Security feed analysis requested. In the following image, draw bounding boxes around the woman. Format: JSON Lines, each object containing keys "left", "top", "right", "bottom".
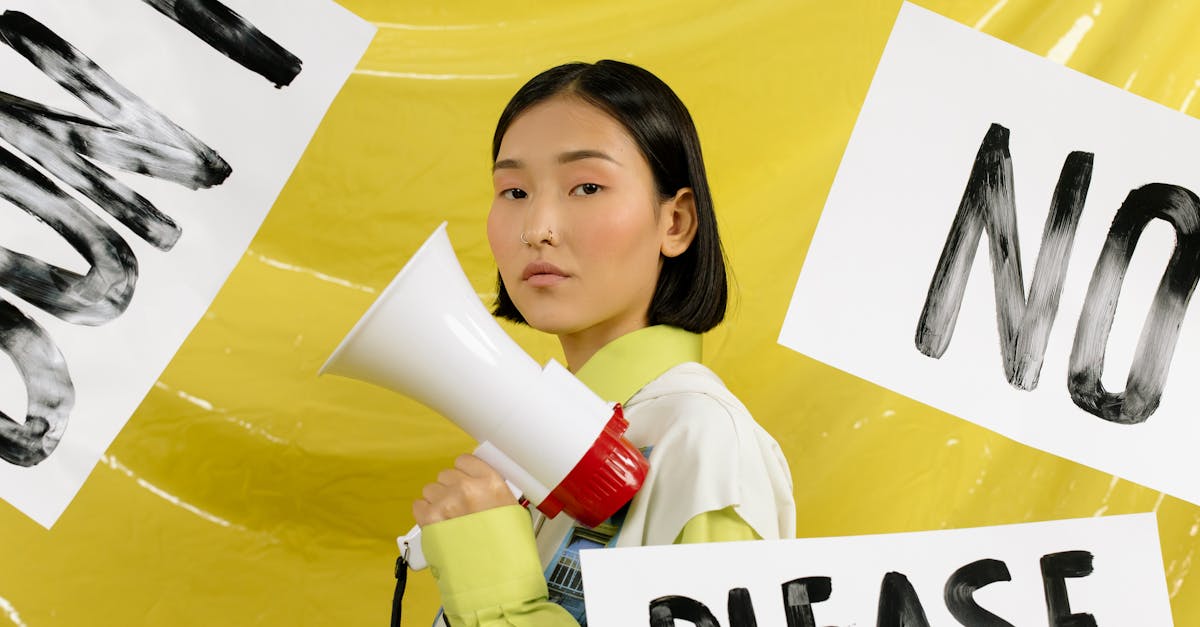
{"left": 415, "top": 60, "right": 796, "bottom": 626}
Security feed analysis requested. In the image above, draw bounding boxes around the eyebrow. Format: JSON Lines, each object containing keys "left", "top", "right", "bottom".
{"left": 492, "top": 149, "right": 621, "bottom": 172}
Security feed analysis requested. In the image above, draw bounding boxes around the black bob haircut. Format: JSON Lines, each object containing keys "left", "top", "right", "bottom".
{"left": 490, "top": 60, "right": 729, "bottom": 333}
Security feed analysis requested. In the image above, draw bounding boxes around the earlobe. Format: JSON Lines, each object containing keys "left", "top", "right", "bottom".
{"left": 661, "top": 188, "right": 698, "bottom": 258}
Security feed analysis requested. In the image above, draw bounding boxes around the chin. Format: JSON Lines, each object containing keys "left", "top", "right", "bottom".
{"left": 518, "top": 309, "right": 583, "bottom": 337}
{"left": 524, "top": 317, "right": 580, "bottom": 337}
{"left": 510, "top": 294, "right": 575, "bottom": 334}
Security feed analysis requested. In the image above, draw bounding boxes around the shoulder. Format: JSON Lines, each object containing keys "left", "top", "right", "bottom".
{"left": 629, "top": 362, "right": 746, "bottom": 419}
{"left": 624, "top": 362, "right": 762, "bottom": 456}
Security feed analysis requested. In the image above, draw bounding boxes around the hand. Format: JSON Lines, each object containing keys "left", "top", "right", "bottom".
{"left": 412, "top": 454, "right": 517, "bottom": 526}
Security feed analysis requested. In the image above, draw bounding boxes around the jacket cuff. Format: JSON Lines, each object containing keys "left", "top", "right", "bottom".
{"left": 422, "top": 505, "right": 548, "bottom": 615}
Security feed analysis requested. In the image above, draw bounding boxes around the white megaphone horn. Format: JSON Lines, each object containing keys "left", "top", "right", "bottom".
{"left": 319, "top": 222, "right": 648, "bottom": 570}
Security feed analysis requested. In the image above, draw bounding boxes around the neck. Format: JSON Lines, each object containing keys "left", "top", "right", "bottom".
{"left": 559, "top": 318, "right": 649, "bottom": 373}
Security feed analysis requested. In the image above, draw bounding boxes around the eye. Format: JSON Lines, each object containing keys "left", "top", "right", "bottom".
{"left": 501, "top": 188, "right": 527, "bottom": 200}
{"left": 570, "top": 182, "right": 602, "bottom": 196}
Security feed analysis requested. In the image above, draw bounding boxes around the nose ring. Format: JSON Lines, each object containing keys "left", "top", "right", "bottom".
{"left": 521, "top": 229, "right": 554, "bottom": 245}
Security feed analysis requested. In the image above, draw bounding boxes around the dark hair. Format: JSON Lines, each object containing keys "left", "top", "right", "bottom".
{"left": 490, "top": 60, "right": 728, "bottom": 333}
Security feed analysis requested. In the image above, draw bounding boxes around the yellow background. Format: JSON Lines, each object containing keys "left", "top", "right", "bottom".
{"left": 2, "top": 0, "right": 1198, "bottom": 624}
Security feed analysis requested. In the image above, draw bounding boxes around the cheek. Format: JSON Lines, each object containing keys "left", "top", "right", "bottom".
{"left": 580, "top": 203, "right": 660, "bottom": 260}
{"left": 487, "top": 205, "right": 519, "bottom": 277}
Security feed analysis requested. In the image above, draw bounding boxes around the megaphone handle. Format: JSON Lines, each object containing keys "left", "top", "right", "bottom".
{"left": 398, "top": 479, "right": 524, "bottom": 572}
{"left": 398, "top": 525, "right": 427, "bottom": 570}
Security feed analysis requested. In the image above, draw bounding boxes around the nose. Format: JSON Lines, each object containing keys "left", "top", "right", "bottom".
{"left": 522, "top": 192, "right": 559, "bottom": 247}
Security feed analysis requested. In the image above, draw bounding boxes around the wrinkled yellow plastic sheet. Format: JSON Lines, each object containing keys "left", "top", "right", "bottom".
{"left": 1, "top": 1, "right": 1197, "bottom": 624}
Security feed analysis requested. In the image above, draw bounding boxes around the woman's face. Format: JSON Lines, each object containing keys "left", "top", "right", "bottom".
{"left": 488, "top": 95, "right": 690, "bottom": 347}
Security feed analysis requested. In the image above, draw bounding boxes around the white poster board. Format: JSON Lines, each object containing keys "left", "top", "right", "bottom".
{"left": 581, "top": 513, "right": 1170, "bottom": 625}
{"left": 779, "top": 2, "right": 1200, "bottom": 506}
{"left": 0, "top": 0, "right": 374, "bottom": 527}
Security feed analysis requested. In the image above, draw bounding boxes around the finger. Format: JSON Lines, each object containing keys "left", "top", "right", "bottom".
{"left": 455, "top": 453, "right": 501, "bottom": 479}
{"left": 437, "top": 467, "right": 466, "bottom": 488}
{"left": 455, "top": 459, "right": 509, "bottom": 502}
{"left": 416, "top": 487, "right": 466, "bottom": 523}
{"left": 459, "top": 456, "right": 510, "bottom": 498}
{"left": 412, "top": 499, "right": 442, "bottom": 526}
{"left": 421, "top": 481, "right": 449, "bottom": 503}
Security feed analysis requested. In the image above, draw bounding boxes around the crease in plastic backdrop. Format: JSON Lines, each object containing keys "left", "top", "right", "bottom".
{"left": 0, "top": 0, "right": 1197, "bottom": 624}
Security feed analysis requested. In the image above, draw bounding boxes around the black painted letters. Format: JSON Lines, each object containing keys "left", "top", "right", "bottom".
{"left": 0, "top": 5, "right": 301, "bottom": 466}
{"left": 918, "top": 122, "right": 1200, "bottom": 424}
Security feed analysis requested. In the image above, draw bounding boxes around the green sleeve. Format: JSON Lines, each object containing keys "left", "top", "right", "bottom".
{"left": 425, "top": 505, "right": 757, "bottom": 625}
{"left": 423, "top": 504, "right": 578, "bottom": 626}
{"left": 674, "top": 506, "right": 762, "bottom": 544}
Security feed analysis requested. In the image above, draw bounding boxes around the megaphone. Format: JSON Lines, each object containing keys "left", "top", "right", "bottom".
{"left": 319, "top": 222, "right": 648, "bottom": 570}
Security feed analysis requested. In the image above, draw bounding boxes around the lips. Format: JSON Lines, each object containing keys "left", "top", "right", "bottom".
{"left": 522, "top": 260, "right": 568, "bottom": 287}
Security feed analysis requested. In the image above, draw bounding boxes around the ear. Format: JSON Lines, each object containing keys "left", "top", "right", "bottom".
{"left": 659, "top": 188, "right": 698, "bottom": 258}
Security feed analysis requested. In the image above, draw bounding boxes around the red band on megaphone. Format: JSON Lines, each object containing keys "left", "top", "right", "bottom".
{"left": 537, "top": 404, "right": 649, "bottom": 527}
